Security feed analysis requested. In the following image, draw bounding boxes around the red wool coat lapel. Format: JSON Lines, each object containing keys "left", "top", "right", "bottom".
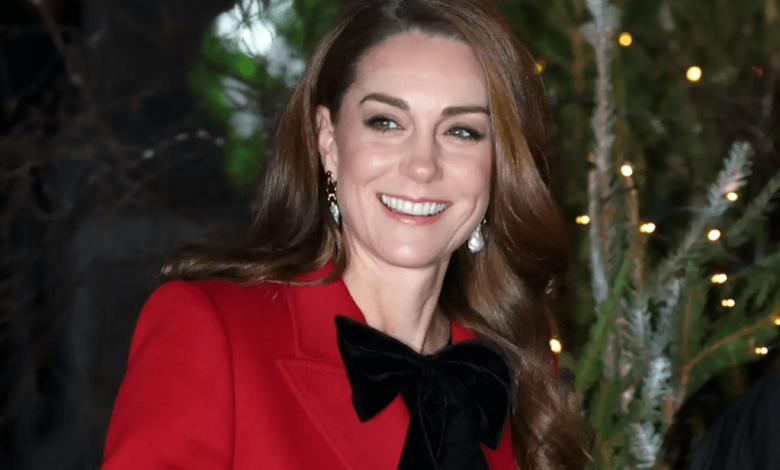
{"left": 278, "top": 273, "right": 408, "bottom": 470}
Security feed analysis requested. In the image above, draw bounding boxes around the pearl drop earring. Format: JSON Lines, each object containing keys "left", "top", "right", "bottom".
{"left": 468, "top": 220, "right": 486, "bottom": 253}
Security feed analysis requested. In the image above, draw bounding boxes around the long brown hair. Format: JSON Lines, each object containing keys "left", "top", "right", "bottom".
{"left": 165, "top": 0, "right": 590, "bottom": 468}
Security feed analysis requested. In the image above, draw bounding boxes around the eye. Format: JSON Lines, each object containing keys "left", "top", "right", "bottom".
{"left": 365, "top": 115, "right": 401, "bottom": 132}
{"left": 447, "top": 126, "right": 484, "bottom": 141}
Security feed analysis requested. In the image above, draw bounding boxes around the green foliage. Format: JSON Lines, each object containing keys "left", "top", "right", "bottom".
{"left": 724, "top": 170, "right": 780, "bottom": 249}
{"left": 224, "top": 134, "right": 270, "bottom": 187}
{"left": 572, "top": 1, "right": 780, "bottom": 469}
{"left": 576, "top": 249, "right": 635, "bottom": 391}
{"left": 189, "top": 0, "right": 340, "bottom": 188}
{"left": 277, "top": 0, "right": 340, "bottom": 57}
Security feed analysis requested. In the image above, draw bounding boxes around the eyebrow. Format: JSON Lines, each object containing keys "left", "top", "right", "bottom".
{"left": 359, "top": 92, "right": 490, "bottom": 117}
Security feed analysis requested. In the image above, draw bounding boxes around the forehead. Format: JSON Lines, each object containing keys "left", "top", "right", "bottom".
{"left": 350, "top": 31, "right": 488, "bottom": 104}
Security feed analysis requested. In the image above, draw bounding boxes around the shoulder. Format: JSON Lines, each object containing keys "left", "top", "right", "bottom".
{"left": 145, "top": 279, "right": 290, "bottom": 315}
{"left": 137, "top": 279, "right": 295, "bottom": 353}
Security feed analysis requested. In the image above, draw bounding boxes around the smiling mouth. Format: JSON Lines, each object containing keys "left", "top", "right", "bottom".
{"left": 380, "top": 194, "right": 449, "bottom": 216}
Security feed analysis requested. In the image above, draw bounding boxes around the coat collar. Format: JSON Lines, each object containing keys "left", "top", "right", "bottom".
{"left": 285, "top": 261, "right": 478, "bottom": 365}
{"left": 277, "top": 261, "right": 514, "bottom": 470}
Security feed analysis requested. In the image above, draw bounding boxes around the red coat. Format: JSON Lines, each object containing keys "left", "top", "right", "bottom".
{"left": 101, "top": 265, "right": 516, "bottom": 470}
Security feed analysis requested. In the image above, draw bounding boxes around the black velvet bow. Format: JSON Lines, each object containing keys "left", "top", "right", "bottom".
{"left": 335, "top": 315, "right": 512, "bottom": 470}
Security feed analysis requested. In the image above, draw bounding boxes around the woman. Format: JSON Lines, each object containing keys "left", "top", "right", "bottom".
{"left": 101, "top": 0, "right": 589, "bottom": 469}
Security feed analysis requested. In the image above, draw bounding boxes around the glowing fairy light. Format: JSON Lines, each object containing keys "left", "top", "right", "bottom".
{"left": 550, "top": 338, "right": 562, "bottom": 354}
{"left": 618, "top": 32, "right": 633, "bottom": 46}
{"left": 640, "top": 223, "right": 656, "bottom": 234}
{"left": 711, "top": 273, "right": 728, "bottom": 284}
{"left": 708, "top": 229, "right": 721, "bottom": 241}
{"left": 576, "top": 215, "right": 591, "bottom": 225}
{"left": 726, "top": 192, "right": 739, "bottom": 201}
{"left": 621, "top": 164, "right": 634, "bottom": 177}
{"left": 721, "top": 299, "right": 735, "bottom": 308}
{"left": 686, "top": 66, "right": 702, "bottom": 82}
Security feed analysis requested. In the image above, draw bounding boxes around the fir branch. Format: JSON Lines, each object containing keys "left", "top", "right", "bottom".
{"left": 603, "top": 331, "right": 618, "bottom": 379}
{"left": 615, "top": 316, "right": 638, "bottom": 395}
{"left": 706, "top": 142, "right": 752, "bottom": 216}
{"left": 755, "top": 250, "right": 780, "bottom": 270}
{"left": 677, "top": 311, "right": 777, "bottom": 408}
{"left": 621, "top": 174, "right": 645, "bottom": 303}
{"left": 595, "top": 429, "right": 627, "bottom": 470}
{"left": 607, "top": 189, "right": 632, "bottom": 283}
{"left": 650, "top": 278, "right": 682, "bottom": 357}
{"left": 638, "top": 357, "right": 672, "bottom": 419}
{"left": 725, "top": 166, "right": 780, "bottom": 247}
{"left": 576, "top": 250, "right": 634, "bottom": 392}
{"left": 627, "top": 296, "right": 651, "bottom": 356}
{"left": 673, "top": 279, "right": 709, "bottom": 368}
{"left": 721, "top": 255, "right": 780, "bottom": 305}
{"left": 589, "top": 170, "right": 609, "bottom": 309}
{"left": 593, "top": 379, "right": 612, "bottom": 440}
{"left": 583, "top": 0, "right": 619, "bottom": 312}
{"left": 629, "top": 422, "right": 662, "bottom": 469}
{"left": 657, "top": 142, "right": 753, "bottom": 285}
{"left": 581, "top": 0, "right": 619, "bottom": 178}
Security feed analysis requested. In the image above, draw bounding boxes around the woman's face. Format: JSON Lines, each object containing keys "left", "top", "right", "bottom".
{"left": 317, "top": 31, "right": 492, "bottom": 270}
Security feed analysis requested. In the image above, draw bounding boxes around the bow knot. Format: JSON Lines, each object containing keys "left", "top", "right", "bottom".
{"left": 335, "top": 316, "right": 512, "bottom": 470}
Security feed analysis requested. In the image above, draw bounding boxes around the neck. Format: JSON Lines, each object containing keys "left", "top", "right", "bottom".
{"left": 341, "top": 251, "right": 451, "bottom": 355}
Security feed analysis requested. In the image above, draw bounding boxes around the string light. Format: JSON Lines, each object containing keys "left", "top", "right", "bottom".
{"left": 721, "top": 299, "right": 735, "bottom": 308}
{"left": 773, "top": 318, "right": 780, "bottom": 326}
{"left": 726, "top": 192, "right": 739, "bottom": 201}
{"left": 755, "top": 346, "right": 769, "bottom": 355}
{"left": 576, "top": 215, "right": 591, "bottom": 225}
{"left": 686, "top": 66, "right": 702, "bottom": 82}
{"left": 550, "top": 338, "right": 562, "bottom": 354}
{"left": 708, "top": 229, "right": 721, "bottom": 241}
{"left": 640, "top": 223, "right": 656, "bottom": 234}
{"left": 711, "top": 273, "right": 728, "bottom": 284}
{"left": 621, "top": 164, "right": 634, "bottom": 177}
{"left": 618, "top": 32, "right": 633, "bottom": 47}
{"left": 536, "top": 59, "right": 546, "bottom": 73}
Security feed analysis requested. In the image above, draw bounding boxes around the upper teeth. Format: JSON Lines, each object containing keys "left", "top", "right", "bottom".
{"left": 381, "top": 195, "right": 447, "bottom": 216}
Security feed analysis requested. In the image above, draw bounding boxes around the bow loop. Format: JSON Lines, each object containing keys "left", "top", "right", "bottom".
{"left": 335, "top": 316, "right": 512, "bottom": 470}
{"left": 434, "top": 346, "right": 514, "bottom": 448}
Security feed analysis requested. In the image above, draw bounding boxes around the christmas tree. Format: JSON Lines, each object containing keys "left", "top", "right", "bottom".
{"left": 566, "top": 0, "right": 780, "bottom": 468}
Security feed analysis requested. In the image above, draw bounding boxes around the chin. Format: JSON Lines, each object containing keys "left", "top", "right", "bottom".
{"left": 379, "top": 246, "right": 451, "bottom": 270}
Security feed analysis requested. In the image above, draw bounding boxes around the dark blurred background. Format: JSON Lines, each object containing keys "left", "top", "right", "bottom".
{"left": 0, "top": 0, "right": 247, "bottom": 467}
{"left": 0, "top": 0, "right": 778, "bottom": 469}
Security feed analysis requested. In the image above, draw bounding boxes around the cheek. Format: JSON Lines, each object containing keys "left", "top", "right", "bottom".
{"left": 477, "top": 155, "right": 492, "bottom": 188}
{"left": 449, "top": 149, "right": 492, "bottom": 196}
{"left": 336, "top": 133, "right": 396, "bottom": 181}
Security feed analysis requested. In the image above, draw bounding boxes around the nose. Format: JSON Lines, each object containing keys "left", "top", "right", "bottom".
{"left": 399, "top": 132, "right": 442, "bottom": 184}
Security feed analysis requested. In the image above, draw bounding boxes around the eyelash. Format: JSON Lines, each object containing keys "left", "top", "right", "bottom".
{"left": 365, "top": 116, "right": 399, "bottom": 133}
{"left": 364, "top": 115, "right": 484, "bottom": 142}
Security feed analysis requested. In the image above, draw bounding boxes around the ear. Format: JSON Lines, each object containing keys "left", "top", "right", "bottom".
{"left": 316, "top": 105, "right": 338, "bottom": 178}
